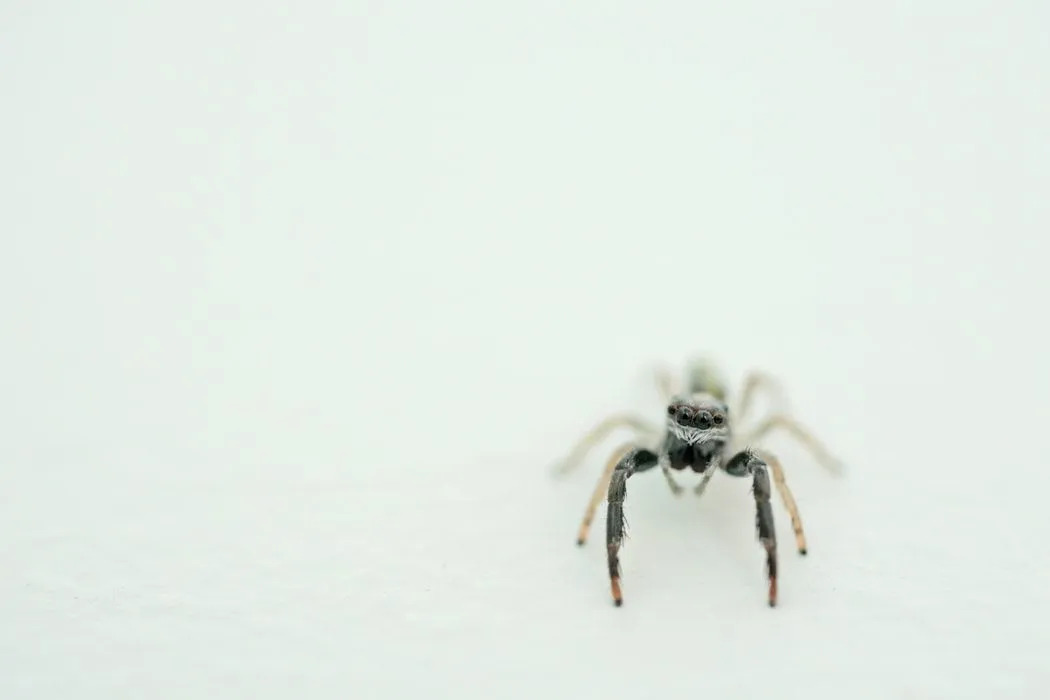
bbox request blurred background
[2,2,1048,698]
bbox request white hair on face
[668,422,728,445]
[666,392,731,445]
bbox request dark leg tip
[576,538,585,546]
[614,599,623,607]
[768,600,776,608]
[799,548,808,556]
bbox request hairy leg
[724,449,779,607]
[575,442,636,546]
[605,447,660,606]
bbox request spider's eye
[713,414,724,425]
[667,405,676,416]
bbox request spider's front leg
[605,447,660,607]
[725,449,778,607]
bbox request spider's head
[666,394,730,445]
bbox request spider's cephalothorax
[663,393,730,472]
[552,358,842,608]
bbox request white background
[2,2,1049,698]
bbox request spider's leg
[653,364,678,403]
[738,413,843,475]
[606,447,660,607]
[659,455,685,496]
[753,448,807,554]
[576,441,636,546]
[653,366,683,495]
[724,450,779,607]
[693,465,717,498]
[733,370,786,426]
[551,413,659,476]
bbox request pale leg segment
[575,442,637,546]
[552,413,659,476]
[740,414,843,475]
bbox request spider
[552,358,842,608]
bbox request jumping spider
[553,359,842,608]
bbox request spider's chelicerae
[553,359,842,608]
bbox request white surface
[2,2,1049,698]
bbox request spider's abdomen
[685,358,727,401]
